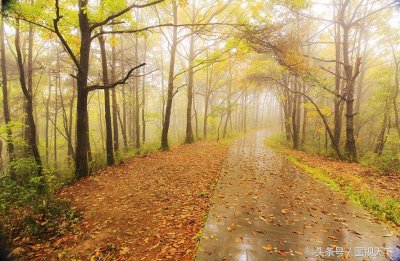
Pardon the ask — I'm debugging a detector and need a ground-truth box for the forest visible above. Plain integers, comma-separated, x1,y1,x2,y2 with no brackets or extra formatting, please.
0,0,399,260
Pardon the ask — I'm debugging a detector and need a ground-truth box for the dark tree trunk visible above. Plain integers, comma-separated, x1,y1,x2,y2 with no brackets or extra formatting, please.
301,81,307,147
185,34,195,144
15,18,43,177
342,25,359,161
374,100,388,156
120,39,128,150
333,16,343,147
99,34,114,165
111,42,119,152
193,93,199,139
142,38,147,144
282,92,292,142
161,0,178,151
203,94,209,138
223,83,232,139
97,94,105,152
160,45,165,127
23,21,34,153
134,34,140,149
291,78,300,149
45,67,51,165
74,0,92,178
53,60,59,169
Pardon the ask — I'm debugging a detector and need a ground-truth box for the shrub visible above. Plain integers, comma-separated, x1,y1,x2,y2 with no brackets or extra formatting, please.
361,151,400,174
0,163,78,239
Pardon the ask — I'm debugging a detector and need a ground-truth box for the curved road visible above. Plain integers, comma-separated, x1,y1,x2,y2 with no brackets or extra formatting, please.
196,131,400,261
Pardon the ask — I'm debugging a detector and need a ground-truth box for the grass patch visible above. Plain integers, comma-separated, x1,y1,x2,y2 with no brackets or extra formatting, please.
265,133,288,152
287,156,340,192
266,138,400,227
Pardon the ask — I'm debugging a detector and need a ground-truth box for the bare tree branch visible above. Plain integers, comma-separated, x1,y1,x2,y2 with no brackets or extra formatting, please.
53,0,80,70
87,63,146,91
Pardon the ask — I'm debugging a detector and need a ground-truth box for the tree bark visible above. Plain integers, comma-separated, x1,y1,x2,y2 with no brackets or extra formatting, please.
45,71,51,166
53,56,59,169
99,34,114,165
111,41,119,152
74,0,92,178
15,18,43,177
291,77,300,149
142,38,147,144
342,24,359,161
120,38,128,150
161,0,178,151
185,33,195,144
333,8,343,147
23,16,34,152
134,33,140,149
374,100,388,156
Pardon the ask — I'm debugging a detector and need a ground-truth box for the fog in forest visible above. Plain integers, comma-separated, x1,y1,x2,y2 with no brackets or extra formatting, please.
0,0,399,260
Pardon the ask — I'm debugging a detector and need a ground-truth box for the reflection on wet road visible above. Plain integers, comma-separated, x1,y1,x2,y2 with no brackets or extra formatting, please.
196,131,400,261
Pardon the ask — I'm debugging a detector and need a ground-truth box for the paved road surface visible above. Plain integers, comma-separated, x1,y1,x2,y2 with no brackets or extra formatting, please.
196,131,400,261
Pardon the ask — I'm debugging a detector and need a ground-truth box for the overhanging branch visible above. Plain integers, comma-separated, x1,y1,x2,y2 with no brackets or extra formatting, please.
87,63,146,91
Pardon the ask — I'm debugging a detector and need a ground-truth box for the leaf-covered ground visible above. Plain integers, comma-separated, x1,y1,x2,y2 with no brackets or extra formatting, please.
14,141,228,260
286,149,400,204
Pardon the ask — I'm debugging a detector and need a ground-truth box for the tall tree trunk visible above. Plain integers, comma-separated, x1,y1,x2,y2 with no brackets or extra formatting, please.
0,9,15,174
333,9,343,147
193,93,198,139
68,73,76,163
15,18,43,177
59,71,75,165
374,100,388,156
23,15,34,153
74,0,92,178
223,75,232,139
99,34,114,165
355,28,369,138
203,63,213,138
391,45,400,138
203,94,209,138
111,41,119,152
134,33,140,149
301,81,308,147
185,34,195,144
342,24,359,161
45,70,51,165
160,44,165,127
120,38,128,150
142,38,147,144
291,77,300,149
97,93,105,152
53,59,59,169
161,0,178,151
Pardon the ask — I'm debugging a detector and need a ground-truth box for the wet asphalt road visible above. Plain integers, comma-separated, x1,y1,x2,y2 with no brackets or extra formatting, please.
196,131,400,261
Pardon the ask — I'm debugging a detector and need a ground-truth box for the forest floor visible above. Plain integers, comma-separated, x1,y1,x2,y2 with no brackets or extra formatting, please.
14,141,228,260
284,149,400,203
